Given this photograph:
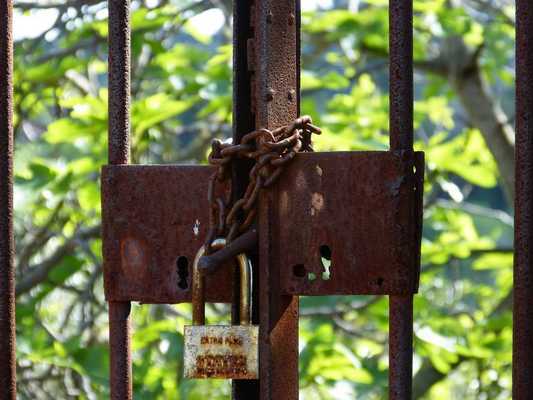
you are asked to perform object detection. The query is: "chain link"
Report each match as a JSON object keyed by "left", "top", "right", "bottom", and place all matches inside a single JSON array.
[{"left": 204, "top": 116, "right": 321, "bottom": 253}]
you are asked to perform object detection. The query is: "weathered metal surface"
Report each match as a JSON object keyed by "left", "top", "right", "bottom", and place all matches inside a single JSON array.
[
  {"left": 108, "top": 0, "right": 131, "bottom": 166},
  {"left": 275, "top": 151, "right": 422, "bottom": 296},
  {"left": 102, "top": 165, "right": 233, "bottom": 303},
  {"left": 389, "top": 294, "right": 413, "bottom": 400},
  {"left": 254, "top": 0, "right": 300, "bottom": 398},
  {"left": 514, "top": 1, "right": 533, "bottom": 397},
  {"left": 0, "top": 1, "right": 16, "bottom": 398},
  {"left": 389, "top": 0, "right": 413, "bottom": 152},
  {"left": 101, "top": 152, "right": 423, "bottom": 301},
  {"left": 184, "top": 325, "right": 259, "bottom": 379},
  {"left": 109, "top": 302, "right": 132, "bottom": 400},
  {"left": 388, "top": 0, "right": 415, "bottom": 398},
  {"left": 107, "top": 1, "right": 133, "bottom": 398}
]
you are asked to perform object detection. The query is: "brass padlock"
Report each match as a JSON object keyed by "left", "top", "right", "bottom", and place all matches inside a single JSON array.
[{"left": 183, "top": 238, "right": 259, "bottom": 379}]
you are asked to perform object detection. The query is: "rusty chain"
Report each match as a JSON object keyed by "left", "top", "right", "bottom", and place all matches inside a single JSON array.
[{"left": 204, "top": 116, "right": 321, "bottom": 253}]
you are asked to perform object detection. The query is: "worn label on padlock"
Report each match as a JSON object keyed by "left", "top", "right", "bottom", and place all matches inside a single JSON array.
[{"left": 184, "top": 325, "right": 259, "bottom": 379}]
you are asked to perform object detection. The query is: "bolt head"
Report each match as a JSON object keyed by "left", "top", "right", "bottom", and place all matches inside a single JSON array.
[
  {"left": 266, "top": 88, "right": 275, "bottom": 101},
  {"left": 288, "top": 13, "right": 295, "bottom": 25},
  {"left": 288, "top": 89, "right": 296, "bottom": 101}
]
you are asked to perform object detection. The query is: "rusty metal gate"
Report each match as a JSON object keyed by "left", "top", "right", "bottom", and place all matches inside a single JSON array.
[{"left": 0, "top": 0, "right": 530, "bottom": 399}]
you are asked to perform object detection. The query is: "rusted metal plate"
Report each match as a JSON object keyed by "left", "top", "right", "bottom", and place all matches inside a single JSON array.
[
  {"left": 184, "top": 325, "right": 259, "bottom": 379},
  {"left": 102, "top": 165, "right": 233, "bottom": 303},
  {"left": 274, "top": 151, "right": 423, "bottom": 296}
]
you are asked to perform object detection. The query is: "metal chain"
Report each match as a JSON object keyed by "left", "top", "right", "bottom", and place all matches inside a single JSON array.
[{"left": 204, "top": 115, "right": 321, "bottom": 253}]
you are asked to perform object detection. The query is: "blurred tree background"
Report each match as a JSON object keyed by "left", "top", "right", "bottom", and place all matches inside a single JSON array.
[{"left": 11, "top": 0, "right": 515, "bottom": 398}]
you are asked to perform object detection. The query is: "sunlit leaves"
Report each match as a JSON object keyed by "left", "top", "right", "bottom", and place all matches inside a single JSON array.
[
  {"left": 304, "top": 7, "right": 388, "bottom": 51},
  {"left": 313, "top": 74, "right": 389, "bottom": 151},
  {"left": 132, "top": 94, "right": 196, "bottom": 140},
  {"left": 415, "top": 97, "right": 454, "bottom": 130},
  {"left": 423, "top": 129, "right": 498, "bottom": 188},
  {"left": 300, "top": 324, "right": 374, "bottom": 386}
]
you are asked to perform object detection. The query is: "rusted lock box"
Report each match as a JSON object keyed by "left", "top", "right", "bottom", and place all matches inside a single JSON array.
[{"left": 184, "top": 239, "right": 258, "bottom": 379}]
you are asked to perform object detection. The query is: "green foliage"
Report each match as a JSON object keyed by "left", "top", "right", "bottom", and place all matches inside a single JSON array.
[{"left": 13, "top": 0, "right": 514, "bottom": 399}]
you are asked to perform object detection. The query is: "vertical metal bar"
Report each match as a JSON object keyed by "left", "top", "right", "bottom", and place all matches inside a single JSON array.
[
  {"left": 0, "top": 1, "right": 16, "bottom": 398},
  {"left": 388, "top": 0, "right": 414, "bottom": 398},
  {"left": 232, "top": 1, "right": 259, "bottom": 397},
  {"left": 108, "top": 0, "right": 131, "bottom": 166},
  {"left": 296, "top": 0, "right": 301, "bottom": 116},
  {"left": 389, "top": 295, "right": 413, "bottom": 399},
  {"left": 108, "top": 302, "right": 132, "bottom": 400},
  {"left": 514, "top": 1, "right": 533, "bottom": 397},
  {"left": 255, "top": 1, "right": 300, "bottom": 399},
  {"left": 108, "top": 1, "right": 132, "bottom": 399},
  {"left": 232, "top": 0, "right": 255, "bottom": 329},
  {"left": 389, "top": 0, "right": 413, "bottom": 151}
]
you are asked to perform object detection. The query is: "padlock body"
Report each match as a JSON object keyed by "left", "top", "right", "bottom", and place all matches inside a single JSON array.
[{"left": 184, "top": 325, "right": 259, "bottom": 379}]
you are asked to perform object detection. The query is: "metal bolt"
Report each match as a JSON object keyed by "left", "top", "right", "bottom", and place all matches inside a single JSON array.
[
  {"left": 266, "top": 88, "right": 275, "bottom": 101},
  {"left": 288, "top": 13, "right": 295, "bottom": 26},
  {"left": 266, "top": 11, "right": 273, "bottom": 24},
  {"left": 288, "top": 89, "right": 296, "bottom": 101}
]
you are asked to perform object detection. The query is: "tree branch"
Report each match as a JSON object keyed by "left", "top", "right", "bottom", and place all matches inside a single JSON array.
[{"left": 16, "top": 225, "right": 100, "bottom": 296}]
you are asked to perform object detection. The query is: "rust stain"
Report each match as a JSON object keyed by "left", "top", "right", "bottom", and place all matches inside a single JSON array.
[
  {"left": 121, "top": 238, "right": 146, "bottom": 272},
  {"left": 310, "top": 192, "right": 324, "bottom": 216}
]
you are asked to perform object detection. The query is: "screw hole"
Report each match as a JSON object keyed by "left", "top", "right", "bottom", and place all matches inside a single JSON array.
[
  {"left": 320, "top": 245, "right": 332, "bottom": 280},
  {"left": 293, "top": 264, "right": 306, "bottom": 278},
  {"left": 177, "top": 256, "right": 189, "bottom": 290},
  {"left": 376, "top": 277, "right": 384, "bottom": 286}
]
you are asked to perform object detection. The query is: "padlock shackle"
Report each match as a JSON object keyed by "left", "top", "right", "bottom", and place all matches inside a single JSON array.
[{"left": 192, "top": 238, "right": 252, "bottom": 326}]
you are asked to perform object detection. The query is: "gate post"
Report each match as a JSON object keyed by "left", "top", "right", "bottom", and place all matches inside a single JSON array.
[
  {"left": 0, "top": 1, "right": 16, "bottom": 399},
  {"left": 107, "top": 1, "right": 132, "bottom": 399},
  {"left": 254, "top": 1, "right": 300, "bottom": 399}
]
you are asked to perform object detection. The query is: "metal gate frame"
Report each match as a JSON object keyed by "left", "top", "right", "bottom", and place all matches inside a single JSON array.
[
  {"left": 104, "top": 1, "right": 418, "bottom": 398},
  {"left": 1, "top": 0, "right": 531, "bottom": 399}
]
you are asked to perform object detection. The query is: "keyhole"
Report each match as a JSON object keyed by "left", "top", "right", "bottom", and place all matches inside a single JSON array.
[
  {"left": 293, "top": 264, "right": 306, "bottom": 278},
  {"left": 177, "top": 256, "right": 189, "bottom": 289},
  {"left": 320, "top": 245, "right": 332, "bottom": 280}
]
